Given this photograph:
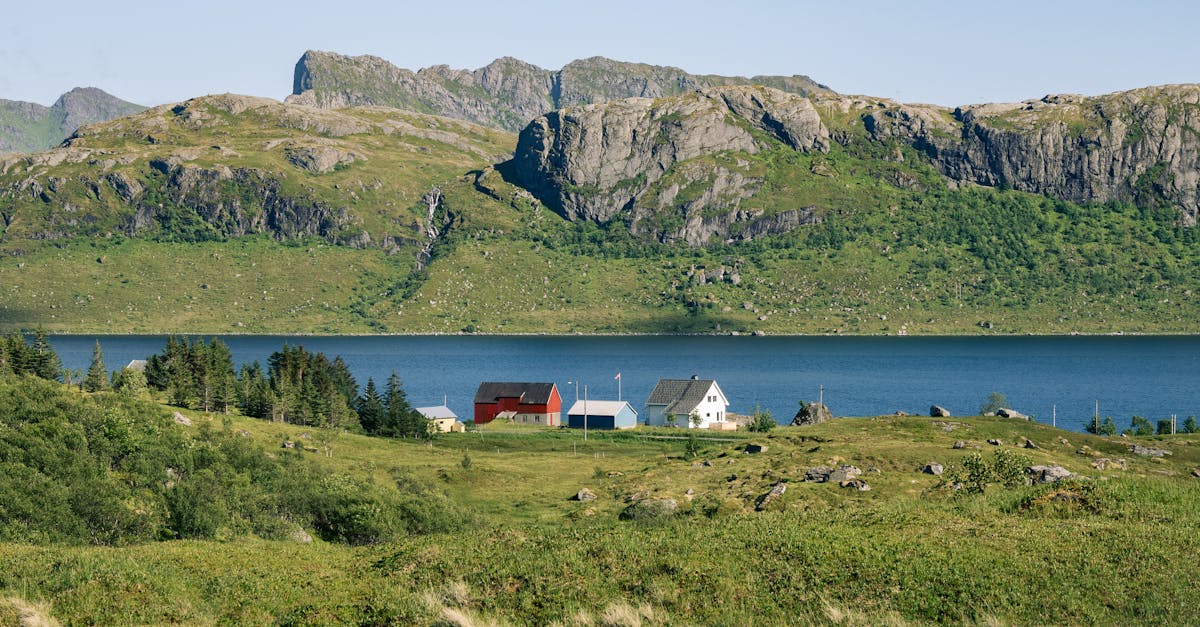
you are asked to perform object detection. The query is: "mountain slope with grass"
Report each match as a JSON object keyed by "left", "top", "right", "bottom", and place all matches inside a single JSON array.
[
  {"left": 2, "top": 372, "right": 1199, "bottom": 624},
  {"left": 0, "top": 87, "right": 145, "bottom": 154},
  {"left": 2, "top": 81, "right": 1200, "bottom": 334}
]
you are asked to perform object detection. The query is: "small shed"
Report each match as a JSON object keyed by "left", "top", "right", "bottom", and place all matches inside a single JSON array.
[
  {"left": 416, "top": 405, "right": 463, "bottom": 433},
  {"left": 566, "top": 400, "right": 638, "bottom": 430},
  {"left": 125, "top": 359, "right": 147, "bottom": 372}
]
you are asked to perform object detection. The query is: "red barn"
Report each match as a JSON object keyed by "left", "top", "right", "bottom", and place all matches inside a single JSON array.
[{"left": 473, "top": 382, "right": 562, "bottom": 426}]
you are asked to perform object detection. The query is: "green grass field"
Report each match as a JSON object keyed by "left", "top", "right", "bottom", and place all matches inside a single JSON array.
[{"left": 3, "top": 388, "right": 1199, "bottom": 625}]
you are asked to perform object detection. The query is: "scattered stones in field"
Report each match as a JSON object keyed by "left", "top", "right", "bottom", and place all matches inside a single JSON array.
[
  {"left": 606, "top": 471, "right": 624, "bottom": 477},
  {"left": 805, "top": 467, "right": 831, "bottom": 482},
  {"left": 172, "top": 412, "right": 191, "bottom": 426},
  {"left": 921, "top": 463, "right": 944, "bottom": 475},
  {"left": 1130, "top": 444, "right": 1171, "bottom": 457},
  {"left": 996, "top": 408, "right": 1029, "bottom": 420},
  {"left": 987, "top": 439, "right": 1003, "bottom": 446},
  {"left": 932, "top": 421, "right": 959, "bottom": 432},
  {"left": 620, "top": 498, "right": 679, "bottom": 521},
  {"left": 840, "top": 479, "right": 871, "bottom": 491},
  {"left": 827, "top": 465, "right": 862, "bottom": 483},
  {"left": 1023, "top": 438, "right": 1040, "bottom": 450},
  {"left": 930, "top": 405, "right": 951, "bottom": 417},
  {"left": 281, "top": 440, "right": 295, "bottom": 449},
  {"left": 1091, "top": 458, "right": 1127, "bottom": 471},
  {"left": 755, "top": 482, "right": 787, "bottom": 511},
  {"left": 1076, "top": 445, "right": 1100, "bottom": 457},
  {"left": 744, "top": 443, "right": 768, "bottom": 454},
  {"left": 574, "top": 488, "right": 597, "bottom": 502},
  {"left": 953, "top": 440, "right": 967, "bottom": 449},
  {"left": 1058, "top": 437, "right": 1071, "bottom": 446},
  {"left": 894, "top": 410, "right": 910, "bottom": 416},
  {"left": 1026, "top": 465, "right": 1073, "bottom": 484},
  {"left": 792, "top": 402, "right": 832, "bottom": 426}
]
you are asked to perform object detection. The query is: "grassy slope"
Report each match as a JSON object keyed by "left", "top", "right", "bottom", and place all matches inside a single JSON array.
[
  {"left": 2, "top": 397, "right": 1199, "bottom": 624},
  {"left": 1, "top": 96, "right": 1199, "bottom": 335}
]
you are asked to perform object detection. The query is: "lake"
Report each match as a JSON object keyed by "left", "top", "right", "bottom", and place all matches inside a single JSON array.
[{"left": 48, "top": 335, "right": 1200, "bottom": 431}]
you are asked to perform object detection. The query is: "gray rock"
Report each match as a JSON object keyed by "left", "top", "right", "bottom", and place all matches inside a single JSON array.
[
  {"left": 840, "top": 479, "right": 871, "bottom": 491},
  {"left": 289, "top": 528, "right": 314, "bottom": 543},
  {"left": 1130, "top": 444, "right": 1171, "bottom": 457},
  {"left": 805, "top": 466, "right": 832, "bottom": 482},
  {"left": 172, "top": 412, "right": 191, "bottom": 426},
  {"left": 281, "top": 440, "right": 295, "bottom": 449},
  {"left": 953, "top": 440, "right": 967, "bottom": 449},
  {"left": 996, "top": 408, "right": 1029, "bottom": 420},
  {"left": 930, "top": 405, "right": 951, "bottom": 417},
  {"left": 1091, "top": 458, "right": 1127, "bottom": 471},
  {"left": 1027, "top": 465, "right": 1072, "bottom": 484},
  {"left": 285, "top": 144, "right": 363, "bottom": 174},
  {"left": 574, "top": 488, "right": 597, "bottom": 502},
  {"left": 744, "top": 443, "right": 768, "bottom": 454},
  {"left": 619, "top": 498, "right": 679, "bottom": 521},
  {"left": 792, "top": 402, "right": 833, "bottom": 426},
  {"left": 755, "top": 482, "right": 787, "bottom": 511},
  {"left": 987, "top": 439, "right": 1003, "bottom": 446},
  {"left": 1023, "top": 439, "right": 1040, "bottom": 450},
  {"left": 922, "top": 463, "right": 944, "bottom": 475},
  {"left": 827, "top": 465, "right": 862, "bottom": 483}
]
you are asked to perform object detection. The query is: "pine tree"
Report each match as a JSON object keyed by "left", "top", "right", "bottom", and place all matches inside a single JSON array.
[
  {"left": 113, "top": 367, "right": 149, "bottom": 398},
  {"left": 30, "top": 328, "right": 62, "bottom": 381},
  {"left": 356, "top": 378, "right": 386, "bottom": 434},
  {"left": 383, "top": 372, "right": 410, "bottom": 437},
  {"left": 84, "top": 340, "right": 108, "bottom": 392}
]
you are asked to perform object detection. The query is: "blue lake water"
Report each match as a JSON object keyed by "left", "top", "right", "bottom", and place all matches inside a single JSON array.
[{"left": 48, "top": 335, "right": 1200, "bottom": 431}]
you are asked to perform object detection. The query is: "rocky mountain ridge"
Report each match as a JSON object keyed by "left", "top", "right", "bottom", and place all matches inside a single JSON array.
[
  {"left": 513, "top": 83, "right": 1200, "bottom": 242},
  {"left": 286, "top": 50, "right": 833, "bottom": 131},
  {"left": 0, "top": 87, "right": 145, "bottom": 154}
]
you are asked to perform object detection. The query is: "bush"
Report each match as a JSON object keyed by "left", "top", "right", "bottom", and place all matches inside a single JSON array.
[
  {"left": 745, "top": 407, "right": 775, "bottom": 433},
  {"left": 946, "top": 449, "right": 1032, "bottom": 494}
]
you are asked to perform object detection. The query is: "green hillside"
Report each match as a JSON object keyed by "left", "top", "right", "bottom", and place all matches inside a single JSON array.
[
  {"left": 1, "top": 91, "right": 1198, "bottom": 335},
  {"left": 2, "top": 372, "right": 1199, "bottom": 624}
]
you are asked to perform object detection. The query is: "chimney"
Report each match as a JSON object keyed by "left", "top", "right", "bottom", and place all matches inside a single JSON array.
[{"left": 691, "top": 375, "right": 699, "bottom": 380}]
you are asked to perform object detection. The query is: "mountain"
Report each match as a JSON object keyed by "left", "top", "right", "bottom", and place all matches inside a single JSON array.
[
  {"left": 285, "top": 50, "right": 833, "bottom": 131},
  {"left": 0, "top": 87, "right": 145, "bottom": 154},
  {"left": 2, "top": 78, "right": 1199, "bottom": 335},
  {"left": 515, "top": 84, "right": 1200, "bottom": 243}
]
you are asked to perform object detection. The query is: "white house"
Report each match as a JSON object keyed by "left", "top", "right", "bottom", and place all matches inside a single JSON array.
[{"left": 644, "top": 376, "right": 730, "bottom": 429}]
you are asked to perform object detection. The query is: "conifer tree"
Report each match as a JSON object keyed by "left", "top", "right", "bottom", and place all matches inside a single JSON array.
[
  {"left": 30, "top": 328, "right": 62, "bottom": 381},
  {"left": 84, "top": 340, "right": 108, "bottom": 392},
  {"left": 356, "top": 377, "right": 386, "bottom": 434}
]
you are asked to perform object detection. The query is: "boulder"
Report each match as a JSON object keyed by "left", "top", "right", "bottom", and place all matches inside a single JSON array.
[
  {"left": 952, "top": 440, "right": 967, "bottom": 449},
  {"left": 1129, "top": 444, "right": 1171, "bottom": 457},
  {"left": 930, "top": 405, "right": 951, "bottom": 417},
  {"left": 744, "top": 443, "right": 768, "bottom": 454},
  {"left": 1027, "top": 465, "right": 1072, "bottom": 484},
  {"left": 619, "top": 498, "right": 679, "bottom": 521},
  {"left": 804, "top": 466, "right": 832, "bottom": 482},
  {"left": 289, "top": 528, "right": 314, "bottom": 544},
  {"left": 840, "top": 479, "right": 871, "bottom": 491},
  {"left": 1023, "top": 439, "right": 1040, "bottom": 450},
  {"left": 755, "top": 482, "right": 787, "bottom": 511},
  {"left": 574, "top": 488, "right": 598, "bottom": 502},
  {"left": 827, "top": 465, "right": 862, "bottom": 483},
  {"left": 996, "top": 408, "right": 1029, "bottom": 420},
  {"left": 281, "top": 441, "right": 295, "bottom": 449},
  {"left": 172, "top": 412, "right": 191, "bottom": 426},
  {"left": 921, "top": 463, "right": 944, "bottom": 476},
  {"left": 792, "top": 402, "right": 833, "bottom": 426},
  {"left": 1091, "top": 458, "right": 1127, "bottom": 471},
  {"left": 987, "top": 439, "right": 1003, "bottom": 446}
]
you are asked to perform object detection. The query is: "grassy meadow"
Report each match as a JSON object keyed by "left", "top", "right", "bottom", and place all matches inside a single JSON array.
[{"left": 3, "top": 386, "right": 1199, "bottom": 625}]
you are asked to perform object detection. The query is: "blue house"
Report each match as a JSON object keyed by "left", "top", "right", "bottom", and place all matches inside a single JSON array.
[{"left": 566, "top": 400, "right": 638, "bottom": 430}]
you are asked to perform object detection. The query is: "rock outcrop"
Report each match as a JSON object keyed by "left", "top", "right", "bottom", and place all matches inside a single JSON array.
[
  {"left": 514, "top": 85, "right": 830, "bottom": 244},
  {"left": 792, "top": 402, "right": 833, "bottom": 426},
  {"left": 287, "top": 50, "right": 833, "bottom": 132},
  {"left": 863, "top": 85, "right": 1200, "bottom": 226}
]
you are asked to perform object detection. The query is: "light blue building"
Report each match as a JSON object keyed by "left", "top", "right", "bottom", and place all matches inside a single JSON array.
[{"left": 566, "top": 400, "right": 638, "bottom": 430}]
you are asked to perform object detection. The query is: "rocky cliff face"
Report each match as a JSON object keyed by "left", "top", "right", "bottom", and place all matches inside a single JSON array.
[
  {"left": 863, "top": 85, "right": 1200, "bottom": 225},
  {"left": 286, "top": 50, "right": 832, "bottom": 132},
  {"left": 0, "top": 87, "right": 145, "bottom": 154},
  {"left": 514, "top": 85, "right": 830, "bottom": 245},
  {"left": 514, "top": 83, "right": 1200, "bottom": 244}
]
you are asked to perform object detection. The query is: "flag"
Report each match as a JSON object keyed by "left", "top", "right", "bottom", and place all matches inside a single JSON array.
[{"left": 614, "top": 372, "right": 621, "bottom": 380}]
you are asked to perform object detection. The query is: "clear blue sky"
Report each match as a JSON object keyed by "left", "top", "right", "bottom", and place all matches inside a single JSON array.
[{"left": 2, "top": 0, "right": 1196, "bottom": 108}]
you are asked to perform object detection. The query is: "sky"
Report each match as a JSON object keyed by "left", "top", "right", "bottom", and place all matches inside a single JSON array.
[{"left": 2, "top": 0, "right": 1197, "bottom": 108}]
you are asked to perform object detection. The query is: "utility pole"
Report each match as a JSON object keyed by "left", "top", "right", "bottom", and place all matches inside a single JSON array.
[
  {"left": 1172, "top": 414, "right": 1177, "bottom": 435},
  {"left": 1052, "top": 404, "right": 1057, "bottom": 429},
  {"left": 1094, "top": 400, "right": 1100, "bottom": 434},
  {"left": 584, "top": 384, "right": 589, "bottom": 442},
  {"left": 819, "top": 384, "right": 824, "bottom": 407}
]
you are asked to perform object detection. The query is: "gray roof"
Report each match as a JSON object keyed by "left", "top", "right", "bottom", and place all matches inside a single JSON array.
[
  {"left": 566, "top": 400, "right": 636, "bottom": 418},
  {"left": 646, "top": 378, "right": 717, "bottom": 414},
  {"left": 474, "top": 382, "right": 557, "bottom": 405},
  {"left": 416, "top": 405, "right": 458, "bottom": 420},
  {"left": 125, "top": 359, "right": 147, "bottom": 371}
]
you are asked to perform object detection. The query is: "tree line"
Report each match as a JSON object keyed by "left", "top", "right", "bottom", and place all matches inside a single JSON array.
[{"left": 142, "top": 337, "right": 431, "bottom": 438}]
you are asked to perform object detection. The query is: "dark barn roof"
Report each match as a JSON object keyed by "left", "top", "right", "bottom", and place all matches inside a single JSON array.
[
  {"left": 646, "top": 378, "right": 716, "bottom": 414},
  {"left": 474, "top": 382, "right": 557, "bottom": 405}
]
